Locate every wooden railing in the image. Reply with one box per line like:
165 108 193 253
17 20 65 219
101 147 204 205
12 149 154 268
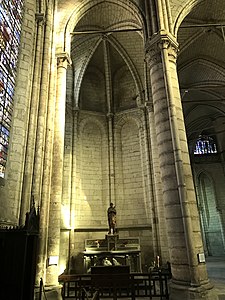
59 270 170 300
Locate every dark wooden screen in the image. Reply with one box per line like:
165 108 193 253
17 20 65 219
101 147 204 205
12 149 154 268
0 206 39 300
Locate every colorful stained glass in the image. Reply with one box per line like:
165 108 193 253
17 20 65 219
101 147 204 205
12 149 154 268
0 0 24 177
194 135 217 155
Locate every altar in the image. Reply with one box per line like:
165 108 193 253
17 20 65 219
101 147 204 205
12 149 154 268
83 234 141 273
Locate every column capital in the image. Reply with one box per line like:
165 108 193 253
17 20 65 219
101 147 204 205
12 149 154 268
145 31 179 67
72 106 80 112
107 112 114 119
72 106 80 118
145 103 154 113
56 52 72 68
35 13 45 24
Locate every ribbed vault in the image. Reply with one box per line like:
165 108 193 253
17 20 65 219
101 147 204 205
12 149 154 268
70 0 145 110
177 0 225 148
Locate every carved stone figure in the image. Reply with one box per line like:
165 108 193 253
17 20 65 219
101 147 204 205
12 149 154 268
107 202 116 234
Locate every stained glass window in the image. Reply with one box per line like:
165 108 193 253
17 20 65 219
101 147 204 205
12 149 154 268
0 0 24 177
194 135 217 155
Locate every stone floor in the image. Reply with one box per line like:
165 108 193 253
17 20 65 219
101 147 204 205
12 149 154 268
206 257 225 299
39 257 225 300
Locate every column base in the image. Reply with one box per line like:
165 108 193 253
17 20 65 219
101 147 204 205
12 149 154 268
46 265 60 286
34 285 63 300
169 280 218 300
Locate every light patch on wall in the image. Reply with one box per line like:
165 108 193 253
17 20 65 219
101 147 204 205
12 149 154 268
59 263 66 275
55 11 68 49
75 185 92 228
61 204 71 228
48 255 59 266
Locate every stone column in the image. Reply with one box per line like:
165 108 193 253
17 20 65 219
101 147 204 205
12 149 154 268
145 32 216 299
103 38 114 204
144 103 169 262
68 107 79 273
139 103 160 258
19 13 45 224
107 113 115 204
32 1 54 207
142 60 169 262
35 0 56 284
45 52 71 285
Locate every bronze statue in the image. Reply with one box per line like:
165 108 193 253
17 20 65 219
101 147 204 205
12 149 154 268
107 202 116 234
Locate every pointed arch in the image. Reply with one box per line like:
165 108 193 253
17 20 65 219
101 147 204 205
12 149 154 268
63 0 145 53
196 171 225 256
173 0 205 36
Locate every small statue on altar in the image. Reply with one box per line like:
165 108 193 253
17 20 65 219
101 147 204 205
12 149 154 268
107 202 117 234
103 257 112 266
112 258 120 265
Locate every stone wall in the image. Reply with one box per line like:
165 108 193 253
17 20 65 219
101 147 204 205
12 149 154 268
60 108 153 272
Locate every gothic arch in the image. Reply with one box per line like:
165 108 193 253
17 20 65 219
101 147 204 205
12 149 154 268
63 0 145 53
114 113 142 132
195 169 217 196
195 171 225 256
173 0 205 36
179 58 225 77
78 115 107 138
